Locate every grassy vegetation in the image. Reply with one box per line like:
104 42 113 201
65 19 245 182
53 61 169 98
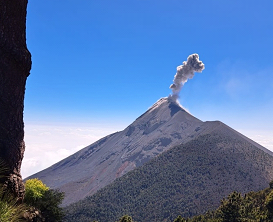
0 177 64 221
64 132 273 221
0 161 27 221
0 187 27 222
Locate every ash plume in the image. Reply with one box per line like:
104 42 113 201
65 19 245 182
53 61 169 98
169 53 205 100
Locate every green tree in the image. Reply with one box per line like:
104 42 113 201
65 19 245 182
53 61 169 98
118 215 133 222
265 190 273 220
218 191 242 222
37 189 65 222
24 178 49 205
173 215 186 222
24 179 64 222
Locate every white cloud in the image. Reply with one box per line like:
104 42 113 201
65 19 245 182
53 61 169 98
22 123 122 179
216 60 273 101
224 78 243 97
216 60 252 98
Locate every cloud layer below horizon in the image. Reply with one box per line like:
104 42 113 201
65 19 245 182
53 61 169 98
22 122 273 179
22 123 122 178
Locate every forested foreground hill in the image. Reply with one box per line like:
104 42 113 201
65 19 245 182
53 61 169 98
64 128 273 222
179 181 273 222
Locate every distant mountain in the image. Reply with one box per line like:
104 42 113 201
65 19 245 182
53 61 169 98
27 97 273 209
63 121 273 222
27 97 209 206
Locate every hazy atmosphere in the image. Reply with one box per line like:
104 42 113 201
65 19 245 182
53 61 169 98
22 0 273 178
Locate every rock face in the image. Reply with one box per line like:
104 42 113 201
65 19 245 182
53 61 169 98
28 97 273 207
0 0 31 199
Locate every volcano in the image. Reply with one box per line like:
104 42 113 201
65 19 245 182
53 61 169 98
27 97 273 207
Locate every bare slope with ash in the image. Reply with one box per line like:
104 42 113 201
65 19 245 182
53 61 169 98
28 97 215 206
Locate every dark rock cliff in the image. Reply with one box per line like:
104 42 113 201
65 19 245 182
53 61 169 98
0 0 31 199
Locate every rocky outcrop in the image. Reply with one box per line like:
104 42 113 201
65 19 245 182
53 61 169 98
0 0 31 199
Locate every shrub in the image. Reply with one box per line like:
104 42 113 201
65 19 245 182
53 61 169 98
24 178 64 222
24 178 49 205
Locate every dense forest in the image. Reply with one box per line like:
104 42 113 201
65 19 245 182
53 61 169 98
64 132 273 221
172 181 273 222
67 181 273 222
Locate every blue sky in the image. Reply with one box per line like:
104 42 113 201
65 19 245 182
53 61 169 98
22 0 273 178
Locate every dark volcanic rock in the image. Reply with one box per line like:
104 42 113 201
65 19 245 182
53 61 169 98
0 0 31 199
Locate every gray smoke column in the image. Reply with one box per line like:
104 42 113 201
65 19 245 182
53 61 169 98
169 53 205 100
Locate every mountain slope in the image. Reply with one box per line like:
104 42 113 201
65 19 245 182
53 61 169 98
27 97 214 206
64 122 273 222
